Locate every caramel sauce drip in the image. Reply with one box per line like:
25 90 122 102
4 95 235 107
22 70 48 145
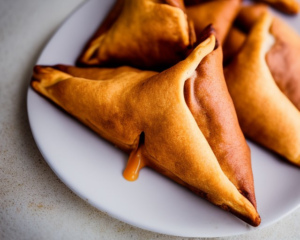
123 146 147 181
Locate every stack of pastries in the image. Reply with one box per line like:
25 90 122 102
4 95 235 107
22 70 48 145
31 0 300 227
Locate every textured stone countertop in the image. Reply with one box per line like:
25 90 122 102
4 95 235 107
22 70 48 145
1 0 300 239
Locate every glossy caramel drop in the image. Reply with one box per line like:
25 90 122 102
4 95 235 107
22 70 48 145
123 146 147 181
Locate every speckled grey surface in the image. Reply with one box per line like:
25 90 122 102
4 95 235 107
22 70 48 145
1 0 300 239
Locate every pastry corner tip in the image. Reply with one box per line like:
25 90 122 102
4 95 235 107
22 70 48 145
197 24 219 50
250 214 261 227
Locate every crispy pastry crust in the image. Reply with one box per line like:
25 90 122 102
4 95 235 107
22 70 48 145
52 26 257 210
32 36 260 226
52 40 258 213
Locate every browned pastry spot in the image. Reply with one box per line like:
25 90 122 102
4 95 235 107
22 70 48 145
196 24 219 50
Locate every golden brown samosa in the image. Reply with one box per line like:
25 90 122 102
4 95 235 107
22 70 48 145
53 25 257 210
77 0 196 70
32 36 260 226
224 13 300 166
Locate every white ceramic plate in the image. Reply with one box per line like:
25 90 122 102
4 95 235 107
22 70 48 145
27 0 300 237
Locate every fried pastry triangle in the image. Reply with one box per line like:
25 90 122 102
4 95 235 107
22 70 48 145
52 26 257 210
77 0 196 70
32 36 260 226
185 0 241 45
224 13 300 166
227 4 300 110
